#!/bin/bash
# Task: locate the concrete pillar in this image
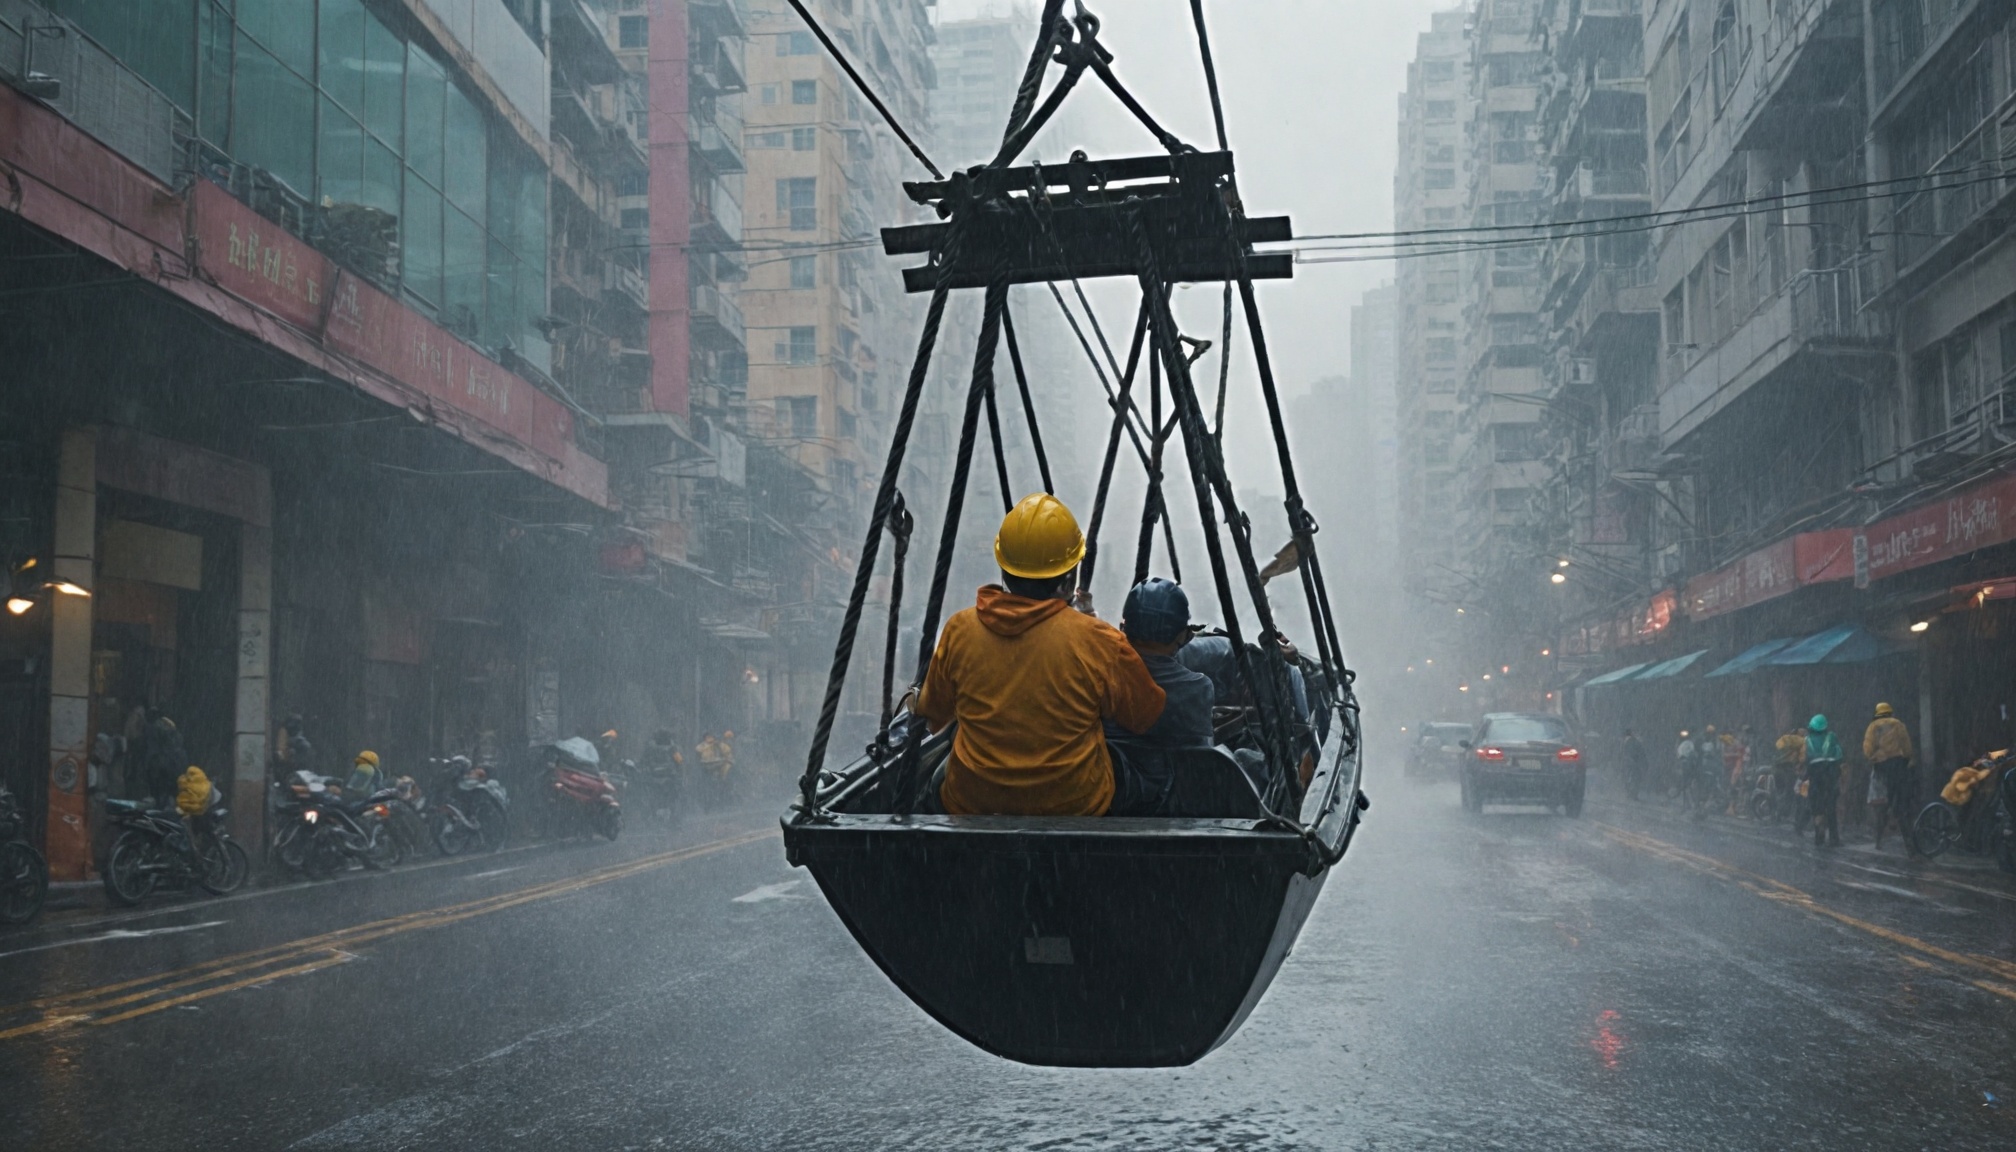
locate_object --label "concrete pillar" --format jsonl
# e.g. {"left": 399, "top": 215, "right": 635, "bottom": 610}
{"left": 233, "top": 523, "right": 272, "bottom": 847}
{"left": 45, "top": 427, "right": 95, "bottom": 881}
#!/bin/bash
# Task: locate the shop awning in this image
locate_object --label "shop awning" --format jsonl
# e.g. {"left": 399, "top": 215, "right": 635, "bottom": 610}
{"left": 1631, "top": 649, "right": 1712, "bottom": 681}
{"left": 1704, "top": 637, "right": 1798, "bottom": 678}
{"left": 1582, "top": 662, "right": 1651, "bottom": 687}
{"left": 1764, "top": 624, "right": 1897, "bottom": 666}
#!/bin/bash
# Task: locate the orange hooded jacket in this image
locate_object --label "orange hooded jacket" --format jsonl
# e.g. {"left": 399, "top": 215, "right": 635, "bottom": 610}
{"left": 917, "top": 586, "right": 1165, "bottom": 816}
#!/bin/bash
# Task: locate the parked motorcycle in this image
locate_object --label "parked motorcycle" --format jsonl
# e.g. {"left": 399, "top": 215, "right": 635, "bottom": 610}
{"left": 102, "top": 796, "right": 248, "bottom": 906}
{"left": 271, "top": 770, "right": 395, "bottom": 878}
{"left": 430, "top": 756, "right": 509, "bottom": 856}
{"left": 537, "top": 738, "right": 621, "bottom": 841}
{"left": 0, "top": 784, "right": 49, "bottom": 925}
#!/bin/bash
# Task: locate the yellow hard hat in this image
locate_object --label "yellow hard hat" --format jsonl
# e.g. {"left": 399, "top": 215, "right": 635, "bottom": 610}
{"left": 354, "top": 750, "right": 379, "bottom": 768}
{"left": 994, "top": 492, "right": 1085, "bottom": 579}
{"left": 1874, "top": 702, "right": 1894, "bottom": 718}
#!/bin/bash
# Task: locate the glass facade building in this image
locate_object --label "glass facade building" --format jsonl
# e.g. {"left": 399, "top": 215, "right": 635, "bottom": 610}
{"left": 45, "top": 0, "right": 547, "bottom": 356}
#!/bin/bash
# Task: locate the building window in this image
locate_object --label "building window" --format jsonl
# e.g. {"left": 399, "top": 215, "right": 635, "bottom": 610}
{"left": 792, "top": 80, "right": 818, "bottom": 106}
{"left": 786, "top": 396, "right": 819, "bottom": 437}
{"left": 760, "top": 84, "right": 779, "bottom": 105}
{"left": 1422, "top": 60, "right": 1455, "bottom": 83}
{"left": 1425, "top": 337, "right": 1457, "bottom": 364}
{"left": 1424, "top": 100, "right": 1455, "bottom": 120}
{"left": 1709, "top": 2, "right": 1740, "bottom": 109}
{"left": 750, "top": 131, "right": 787, "bottom": 149}
{"left": 791, "top": 127, "right": 816, "bottom": 151}
{"left": 619, "top": 16, "right": 648, "bottom": 49}
{"left": 620, "top": 207, "right": 648, "bottom": 231}
{"left": 777, "top": 325, "right": 817, "bottom": 365}
{"left": 1493, "top": 424, "right": 1545, "bottom": 462}
{"left": 777, "top": 177, "right": 817, "bottom": 230}
{"left": 1424, "top": 168, "right": 1455, "bottom": 190}
{"left": 617, "top": 170, "right": 649, "bottom": 196}
{"left": 779, "top": 31, "right": 816, "bottom": 55}
{"left": 790, "top": 255, "right": 817, "bottom": 289}
{"left": 838, "top": 409, "right": 858, "bottom": 439}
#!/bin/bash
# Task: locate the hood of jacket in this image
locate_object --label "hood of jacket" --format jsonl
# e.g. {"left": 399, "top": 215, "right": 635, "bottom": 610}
{"left": 974, "top": 584, "right": 1071, "bottom": 637}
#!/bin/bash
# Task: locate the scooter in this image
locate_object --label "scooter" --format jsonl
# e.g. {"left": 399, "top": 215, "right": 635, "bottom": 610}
{"left": 539, "top": 738, "right": 621, "bottom": 841}
{"left": 429, "top": 756, "right": 509, "bottom": 856}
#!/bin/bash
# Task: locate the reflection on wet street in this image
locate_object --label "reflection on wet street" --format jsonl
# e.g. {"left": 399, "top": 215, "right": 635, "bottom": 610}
{"left": 3, "top": 780, "right": 2012, "bottom": 1150}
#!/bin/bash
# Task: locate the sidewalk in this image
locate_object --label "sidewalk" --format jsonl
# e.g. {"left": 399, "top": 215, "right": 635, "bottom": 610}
{"left": 1595, "top": 778, "right": 2016, "bottom": 885}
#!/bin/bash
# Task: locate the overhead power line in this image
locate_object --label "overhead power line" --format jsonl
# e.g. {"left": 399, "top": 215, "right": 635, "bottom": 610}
{"left": 1286, "top": 164, "right": 2016, "bottom": 265}
{"left": 781, "top": 0, "right": 943, "bottom": 179}
{"left": 1287, "top": 160, "right": 2011, "bottom": 247}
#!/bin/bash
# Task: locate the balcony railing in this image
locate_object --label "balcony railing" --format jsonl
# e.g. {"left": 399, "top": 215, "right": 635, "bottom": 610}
{"left": 691, "top": 281, "right": 744, "bottom": 347}
{"left": 0, "top": 0, "right": 189, "bottom": 184}
{"left": 1787, "top": 265, "right": 1891, "bottom": 344}
{"left": 688, "top": 110, "right": 745, "bottom": 174}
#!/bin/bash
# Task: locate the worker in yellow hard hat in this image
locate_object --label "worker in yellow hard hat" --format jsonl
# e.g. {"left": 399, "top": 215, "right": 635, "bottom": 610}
{"left": 1862, "top": 701, "right": 1915, "bottom": 852}
{"left": 347, "top": 749, "right": 381, "bottom": 796}
{"left": 913, "top": 493, "right": 1166, "bottom": 816}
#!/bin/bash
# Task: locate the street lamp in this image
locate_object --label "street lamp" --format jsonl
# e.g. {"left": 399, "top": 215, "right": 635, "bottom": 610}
{"left": 1910, "top": 620, "right": 1931, "bottom": 633}
{"left": 49, "top": 581, "right": 89, "bottom": 597}
{"left": 1550, "top": 572, "right": 1567, "bottom": 585}
{"left": 5, "top": 598, "right": 30, "bottom": 616}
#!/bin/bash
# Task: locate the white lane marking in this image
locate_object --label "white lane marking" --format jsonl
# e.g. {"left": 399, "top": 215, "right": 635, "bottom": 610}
{"left": 0, "top": 920, "right": 228, "bottom": 960}
{"left": 464, "top": 866, "right": 524, "bottom": 880}
{"left": 731, "top": 880, "right": 803, "bottom": 903}
{"left": 1834, "top": 880, "right": 1930, "bottom": 901}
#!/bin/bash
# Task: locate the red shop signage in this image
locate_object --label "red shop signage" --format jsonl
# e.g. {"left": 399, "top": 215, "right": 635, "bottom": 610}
{"left": 1855, "top": 471, "right": 2016, "bottom": 586}
{"left": 191, "top": 181, "right": 578, "bottom": 467}
{"left": 1684, "top": 529, "right": 1854, "bottom": 620}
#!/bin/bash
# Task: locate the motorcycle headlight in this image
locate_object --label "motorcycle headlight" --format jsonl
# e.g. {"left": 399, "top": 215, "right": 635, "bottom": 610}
{"left": 303, "top": 809, "right": 319, "bottom": 824}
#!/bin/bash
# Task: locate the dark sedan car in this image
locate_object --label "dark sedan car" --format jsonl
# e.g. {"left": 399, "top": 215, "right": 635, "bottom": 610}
{"left": 1459, "top": 712, "right": 1585, "bottom": 816}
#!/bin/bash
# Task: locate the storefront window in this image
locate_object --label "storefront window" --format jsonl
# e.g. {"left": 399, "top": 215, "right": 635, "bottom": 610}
{"left": 403, "top": 176, "right": 443, "bottom": 307}
{"left": 232, "top": 32, "right": 315, "bottom": 195}
{"left": 238, "top": 0, "right": 316, "bottom": 77}
{"left": 47, "top": 0, "right": 544, "bottom": 355}
{"left": 444, "top": 207, "right": 488, "bottom": 332}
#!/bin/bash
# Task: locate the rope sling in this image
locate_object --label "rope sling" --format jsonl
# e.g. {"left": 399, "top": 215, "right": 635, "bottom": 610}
{"left": 792, "top": 0, "right": 1362, "bottom": 864}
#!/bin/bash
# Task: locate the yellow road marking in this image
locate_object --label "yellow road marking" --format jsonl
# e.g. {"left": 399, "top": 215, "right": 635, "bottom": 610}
{"left": 0, "top": 827, "right": 774, "bottom": 1041}
{"left": 1596, "top": 822, "right": 2016, "bottom": 997}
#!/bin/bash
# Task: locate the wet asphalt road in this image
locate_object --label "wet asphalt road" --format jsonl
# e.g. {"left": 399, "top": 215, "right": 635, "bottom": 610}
{"left": 3, "top": 777, "right": 2014, "bottom": 1151}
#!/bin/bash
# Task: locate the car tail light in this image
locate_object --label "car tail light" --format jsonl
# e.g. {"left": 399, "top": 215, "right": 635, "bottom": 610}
{"left": 1475, "top": 746, "right": 1505, "bottom": 761}
{"left": 370, "top": 803, "right": 391, "bottom": 819}
{"left": 1556, "top": 747, "right": 1582, "bottom": 762}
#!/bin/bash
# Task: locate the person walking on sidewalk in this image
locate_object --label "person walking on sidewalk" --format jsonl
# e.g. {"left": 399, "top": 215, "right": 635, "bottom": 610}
{"left": 1803, "top": 714, "right": 1845, "bottom": 849}
{"left": 1622, "top": 729, "right": 1648, "bottom": 801}
{"left": 1863, "top": 702, "right": 1915, "bottom": 853}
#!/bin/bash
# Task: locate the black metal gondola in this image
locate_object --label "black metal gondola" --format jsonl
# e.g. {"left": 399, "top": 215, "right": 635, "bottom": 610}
{"left": 778, "top": 1, "right": 1369, "bottom": 1068}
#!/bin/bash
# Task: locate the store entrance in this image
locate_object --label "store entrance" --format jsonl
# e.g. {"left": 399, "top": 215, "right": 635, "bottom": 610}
{"left": 90, "top": 495, "right": 240, "bottom": 805}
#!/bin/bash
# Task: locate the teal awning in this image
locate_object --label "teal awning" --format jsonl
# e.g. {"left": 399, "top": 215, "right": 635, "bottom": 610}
{"left": 1704, "top": 637, "right": 1798, "bottom": 678}
{"left": 1583, "top": 662, "right": 1650, "bottom": 687}
{"left": 1632, "top": 649, "right": 1711, "bottom": 681}
{"left": 1765, "top": 625, "right": 1897, "bottom": 667}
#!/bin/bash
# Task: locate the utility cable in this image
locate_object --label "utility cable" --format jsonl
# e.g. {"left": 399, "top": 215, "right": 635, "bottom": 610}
{"left": 1289, "top": 159, "right": 2014, "bottom": 245}
{"left": 780, "top": 0, "right": 943, "bottom": 179}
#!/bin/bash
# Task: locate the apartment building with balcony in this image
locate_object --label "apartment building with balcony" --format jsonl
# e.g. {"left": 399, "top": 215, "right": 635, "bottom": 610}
{"left": 1457, "top": 0, "right": 1551, "bottom": 594}
{"left": 1394, "top": 8, "right": 1474, "bottom": 619}
{"left": 1533, "top": 0, "right": 1660, "bottom": 616}
{"left": 741, "top": 1, "right": 934, "bottom": 528}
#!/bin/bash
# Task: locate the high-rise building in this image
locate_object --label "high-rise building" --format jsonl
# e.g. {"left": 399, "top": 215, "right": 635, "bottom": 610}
{"left": 1393, "top": 9, "right": 1474, "bottom": 626}
{"left": 1531, "top": 0, "right": 1659, "bottom": 629}
{"left": 1351, "top": 283, "right": 1401, "bottom": 566}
